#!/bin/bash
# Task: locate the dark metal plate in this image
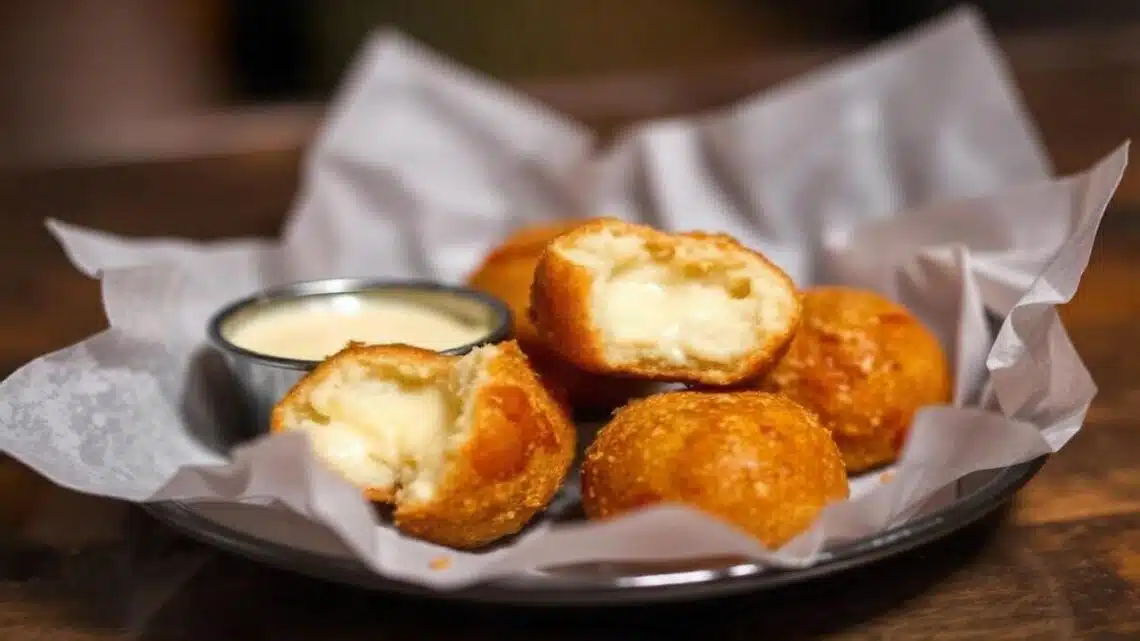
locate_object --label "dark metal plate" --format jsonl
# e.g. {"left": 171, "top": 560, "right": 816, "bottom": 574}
{"left": 144, "top": 456, "right": 1046, "bottom": 606}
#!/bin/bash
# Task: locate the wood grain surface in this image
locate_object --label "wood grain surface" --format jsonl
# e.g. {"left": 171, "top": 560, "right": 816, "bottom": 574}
{"left": 1, "top": 24, "right": 1140, "bottom": 641}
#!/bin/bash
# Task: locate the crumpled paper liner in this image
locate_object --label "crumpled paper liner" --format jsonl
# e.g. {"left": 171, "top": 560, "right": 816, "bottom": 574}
{"left": 0, "top": 7, "right": 1128, "bottom": 589}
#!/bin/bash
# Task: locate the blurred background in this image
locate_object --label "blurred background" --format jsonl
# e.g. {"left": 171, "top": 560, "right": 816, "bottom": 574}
{"left": 4, "top": 0, "right": 1140, "bottom": 166}
{"left": 0, "top": 5, "right": 1139, "bottom": 636}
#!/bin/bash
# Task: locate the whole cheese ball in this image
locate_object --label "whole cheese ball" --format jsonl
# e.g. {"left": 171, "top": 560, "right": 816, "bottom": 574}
{"left": 467, "top": 219, "right": 652, "bottom": 412}
{"left": 581, "top": 391, "right": 849, "bottom": 548}
{"left": 755, "top": 286, "right": 952, "bottom": 473}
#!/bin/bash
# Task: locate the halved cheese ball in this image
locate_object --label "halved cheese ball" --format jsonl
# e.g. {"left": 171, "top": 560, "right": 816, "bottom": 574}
{"left": 466, "top": 219, "right": 654, "bottom": 412}
{"left": 581, "top": 391, "right": 849, "bottom": 548}
{"left": 754, "top": 286, "right": 952, "bottom": 473}
{"left": 530, "top": 218, "right": 801, "bottom": 385}
{"left": 271, "top": 340, "right": 576, "bottom": 549}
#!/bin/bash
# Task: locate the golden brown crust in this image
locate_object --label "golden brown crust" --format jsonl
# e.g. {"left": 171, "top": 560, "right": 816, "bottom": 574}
{"left": 580, "top": 390, "right": 848, "bottom": 548}
{"left": 270, "top": 340, "right": 576, "bottom": 549}
{"left": 394, "top": 340, "right": 576, "bottom": 549}
{"left": 529, "top": 218, "right": 802, "bottom": 385}
{"left": 466, "top": 219, "right": 654, "bottom": 411}
{"left": 466, "top": 219, "right": 586, "bottom": 347}
{"left": 529, "top": 223, "right": 602, "bottom": 372}
{"left": 753, "top": 286, "right": 953, "bottom": 473}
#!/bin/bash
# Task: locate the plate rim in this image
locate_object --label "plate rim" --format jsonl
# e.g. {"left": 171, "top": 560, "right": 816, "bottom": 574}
{"left": 143, "top": 455, "right": 1047, "bottom": 606}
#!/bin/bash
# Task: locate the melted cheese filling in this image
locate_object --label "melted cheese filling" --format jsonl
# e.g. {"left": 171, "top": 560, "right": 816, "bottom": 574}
{"left": 287, "top": 352, "right": 492, "bottom": 504}
{"left": 598, "top": 263, "right": 760, "bottom": 364}
{"left": 299, "top": 374, "right": 453, "bottom": 502}
{"left": 561, "top": 232, "right": 793, "bottom": 366}
{"left": 285, "top": 346, "right": 496, "bottom": 505}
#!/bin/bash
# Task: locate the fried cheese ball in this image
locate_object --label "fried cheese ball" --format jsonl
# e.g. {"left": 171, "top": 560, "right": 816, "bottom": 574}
{"left": 754, "top": 286, "right": 952, "bottom": 473}
{"left": 271, "top": 340, "right": 576, "bottom": 549}
{"left": 581, "top": 391, "right": 848, "bottom": 548}
{"left": 466, "top": 219, "right": 653, "bottom": 412}
{"left": 530, "top": 218, "right": 802, "bottom": 386}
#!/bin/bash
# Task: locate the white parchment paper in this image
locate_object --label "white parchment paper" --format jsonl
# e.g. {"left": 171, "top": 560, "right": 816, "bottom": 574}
{"left": 0, "top": 7, "right": 1129, "bottom": 589}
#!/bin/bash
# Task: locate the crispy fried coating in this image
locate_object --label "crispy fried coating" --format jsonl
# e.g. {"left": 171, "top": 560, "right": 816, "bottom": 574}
{"left": 581, "top": 391, "right": 848, "bottom": 548}
{"left": 754, "top": 286, "right": 952, "bottom": 473}
{"left": 530, "top": 218, "right": 802, "bottom": 386}
{"left": 271, "top": 340, "right": 576, "bottom": 549}
{"left": 466, "top": 219, "right": 653, "bottom": 412}
{"left": 467, "top": 220, "right": 585, "bottom": 347}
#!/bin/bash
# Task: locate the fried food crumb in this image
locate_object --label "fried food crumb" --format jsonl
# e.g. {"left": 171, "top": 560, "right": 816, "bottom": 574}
{"left": 429, "top": 556, "right": 452, "bottom": 571}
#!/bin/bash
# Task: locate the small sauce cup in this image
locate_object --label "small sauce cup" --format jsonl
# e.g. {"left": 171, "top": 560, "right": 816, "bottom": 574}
{"left": 207, "top": 278, "right": 512, "bottom": 435}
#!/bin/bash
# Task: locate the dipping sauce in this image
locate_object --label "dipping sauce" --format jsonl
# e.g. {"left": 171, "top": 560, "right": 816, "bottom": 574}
{"left": 226, "top": 294, "right": 492, "bottom": 361}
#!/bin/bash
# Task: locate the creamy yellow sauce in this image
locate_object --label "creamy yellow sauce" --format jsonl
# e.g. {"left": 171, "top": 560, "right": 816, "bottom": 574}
{"left": 227, "top": 295, "right": 489, "bottom": 361}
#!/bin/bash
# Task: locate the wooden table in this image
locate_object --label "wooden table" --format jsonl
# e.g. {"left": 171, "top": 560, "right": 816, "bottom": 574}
{"left": 2, "top": 25, "right": 1140, "bottom": 640}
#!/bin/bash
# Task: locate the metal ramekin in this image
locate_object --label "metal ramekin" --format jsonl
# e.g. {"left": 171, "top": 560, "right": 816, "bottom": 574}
{"left": 207, "top": 278, "right": 512, "bottom": 437}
